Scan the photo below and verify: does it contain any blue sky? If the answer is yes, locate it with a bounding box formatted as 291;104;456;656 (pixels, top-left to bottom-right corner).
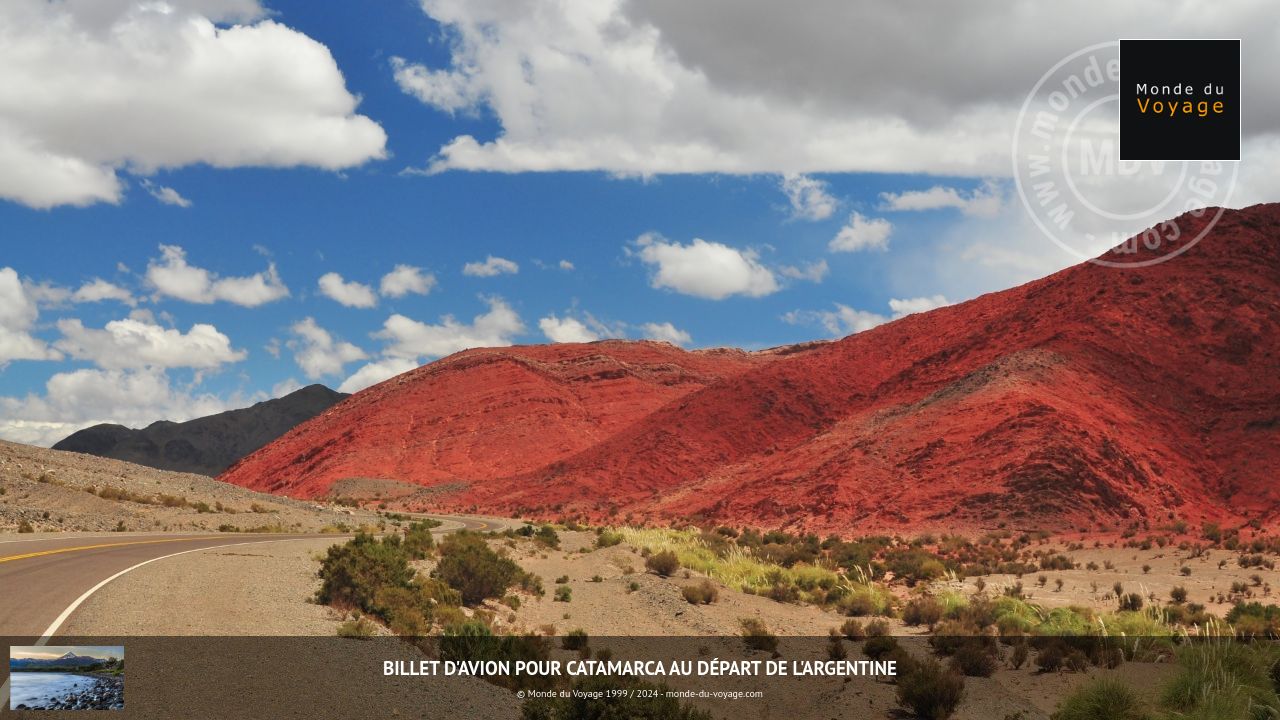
11;646;124;662
1;1;1276;445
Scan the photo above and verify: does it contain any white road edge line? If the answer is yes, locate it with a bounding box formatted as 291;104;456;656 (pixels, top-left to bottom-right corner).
2;537;327;707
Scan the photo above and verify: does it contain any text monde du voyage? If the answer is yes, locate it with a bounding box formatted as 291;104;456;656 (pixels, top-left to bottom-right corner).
1135;82;1228;118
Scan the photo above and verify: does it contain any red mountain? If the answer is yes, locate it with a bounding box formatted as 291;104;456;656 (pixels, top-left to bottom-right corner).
220;205;1280;533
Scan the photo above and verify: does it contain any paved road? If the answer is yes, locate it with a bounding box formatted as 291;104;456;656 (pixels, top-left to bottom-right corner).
0;514;508;640
0;515;516;705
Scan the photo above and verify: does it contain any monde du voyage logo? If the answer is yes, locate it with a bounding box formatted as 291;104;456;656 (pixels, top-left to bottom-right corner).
1121;39;1241;161
1013;39;1241;269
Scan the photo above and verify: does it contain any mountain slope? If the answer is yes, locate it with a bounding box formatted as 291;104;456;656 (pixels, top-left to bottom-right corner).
220;342;799;497
220;205;1280;533
53;384;347;476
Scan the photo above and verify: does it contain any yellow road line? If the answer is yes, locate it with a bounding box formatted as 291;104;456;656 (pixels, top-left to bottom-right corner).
0;537;213;564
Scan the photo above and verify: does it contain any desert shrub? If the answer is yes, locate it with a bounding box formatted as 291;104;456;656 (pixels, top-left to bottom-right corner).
520;573;545;597
1064;648;1090;672
862;635;899;660
996;614;1032;639
17;519;34;533
1225;602;1280;638
336;616;377;639
1040;554;1075;571
767;581;802;604
865;619;890;637
739;618;779;655
903;596;945;627
1160;641;1280;719
896;657;965;720
555;575;569;584
375;586;431;636
1170;586;1188;604
646;550;681;577
840;619;866;640
1037;643;1065;673
1117;593;1143;612
534;525;560;550
928;620;983;656
836;583;895;617
316;533;416;614
562;629;589;652
554;586;572;602
949;640;998;677
193;501;212;513
158;494;188;508
521;675;711;720
434;532;523;605
681;580;719;605
441;621;555;691
596;530;623;548
883;548;950;586
827;630;848;660
1052;678;1150;720
1201;522;1222;543
403;521;436;559
1009;639;1029;669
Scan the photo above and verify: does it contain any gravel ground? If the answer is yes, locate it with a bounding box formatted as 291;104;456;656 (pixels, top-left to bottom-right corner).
59;537;344;636
0;439;385;533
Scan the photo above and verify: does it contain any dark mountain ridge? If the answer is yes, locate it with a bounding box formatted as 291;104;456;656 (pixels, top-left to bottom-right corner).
53;384;347;476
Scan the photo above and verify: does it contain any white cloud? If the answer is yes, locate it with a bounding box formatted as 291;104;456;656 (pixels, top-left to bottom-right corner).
784;294;951;336
394;1;1280;178
0;367;237;447
888;294;951;316
287;317;367;379
391;55;483;114
634;234;778;300
271;377;303;398
558;260;575;271
639;321;692;346
880;181;1002;218
146;244;289;306
0;0;386;209
318;272;378;308
54;317;247;370
778;259;829;283
538;315;601;343
379;265;436;298
463;256;519;277
829;212;892;253
24;278;136;308
337;357;419;394
0;268;61;365
141;180;193;208
780;174;837;221
71;279;136;306
340;296;524;392
372;297;525;360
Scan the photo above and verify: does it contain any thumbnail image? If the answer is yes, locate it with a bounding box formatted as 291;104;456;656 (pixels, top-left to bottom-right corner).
9;646;124;711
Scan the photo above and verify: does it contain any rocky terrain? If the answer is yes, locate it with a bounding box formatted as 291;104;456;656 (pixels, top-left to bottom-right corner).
12;675;125;711
220;205;1280;534
0;439;381;533
53;384;347;476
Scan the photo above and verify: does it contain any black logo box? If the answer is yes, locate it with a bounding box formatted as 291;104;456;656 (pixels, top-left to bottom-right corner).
1120;39;1240;161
